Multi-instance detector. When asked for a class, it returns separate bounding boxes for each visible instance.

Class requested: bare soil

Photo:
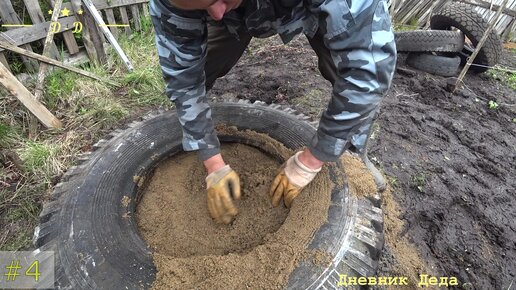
[210,36,516,289]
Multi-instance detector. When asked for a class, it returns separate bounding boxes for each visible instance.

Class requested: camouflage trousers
[203,25,339,91]
[150,0,397,161]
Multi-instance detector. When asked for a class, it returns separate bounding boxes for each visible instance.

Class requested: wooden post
[130,4,141,31]
[0,1,39,72]
[0,54,9,71]
[22,0,61,60]
[457,0,516,18]
[62,31,81,55]
[424,0,441,28]
[390,0,397,17]
[119,6,132,36]
[104,8,120,38]
[453,0,509,92]
[501,17,516,41]
[33,0,64,102]
[82,0,134,71]
[141,3,150,18]
[70,0,106,65]
[0,61,62,128]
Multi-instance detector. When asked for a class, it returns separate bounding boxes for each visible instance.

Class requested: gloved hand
[206,165,241,224]
[269,152,322,208]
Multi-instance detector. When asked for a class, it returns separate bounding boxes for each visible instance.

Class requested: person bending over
[150,0,396,224]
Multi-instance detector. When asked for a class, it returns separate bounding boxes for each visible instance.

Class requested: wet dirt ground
[210,36,516,289]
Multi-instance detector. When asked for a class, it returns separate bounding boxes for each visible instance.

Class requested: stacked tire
[395,2,503,75]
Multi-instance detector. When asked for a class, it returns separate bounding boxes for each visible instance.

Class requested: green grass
[394,18,420,32]
[18,141,60,181]
[140,15,153,32]
[80,97,129,128]
[485,69,516,90]
[387,175,399,187]
[0,123,12,145]
[0,12,173,251]
[19,142,53,171]
[0,122,22,148]
[44,69,76,110]
[412,172,427,193]
[115,27,169,107]
[0,184,44,251]
[508,73,516,90]
[123,67,166,106]
[292,89,326,115]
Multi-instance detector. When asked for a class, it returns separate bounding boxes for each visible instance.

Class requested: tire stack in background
[395,2,503,76]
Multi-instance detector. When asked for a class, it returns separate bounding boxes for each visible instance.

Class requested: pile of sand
[136,131,333,290]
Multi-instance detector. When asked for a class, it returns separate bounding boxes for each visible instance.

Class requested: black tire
[34,101,384,290]
[430,2,503,73]
[406,53,461,77]
[395,30,464,52]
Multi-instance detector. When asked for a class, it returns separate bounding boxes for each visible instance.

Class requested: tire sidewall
[37,103,382,290]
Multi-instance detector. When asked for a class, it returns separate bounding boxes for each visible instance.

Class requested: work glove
[269,152,321,208]
[206,165,241,224]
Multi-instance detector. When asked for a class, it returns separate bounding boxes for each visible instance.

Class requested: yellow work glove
[269,152,321,208]
[206,165,241,224]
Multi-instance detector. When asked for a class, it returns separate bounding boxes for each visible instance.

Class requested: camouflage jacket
[150,0,397,162]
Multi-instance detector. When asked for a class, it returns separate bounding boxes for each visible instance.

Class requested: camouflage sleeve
[308,0,397,162]
[150,0,220,161]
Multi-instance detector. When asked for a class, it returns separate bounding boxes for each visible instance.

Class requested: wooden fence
[0,0,149,73]
[389,0,516,41]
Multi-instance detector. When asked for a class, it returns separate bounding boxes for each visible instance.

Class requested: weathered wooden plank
[404,0,428,23]
[0,42,120,86]
[62,31,80,54]
[501,17,516,39]
[71,0,107,65]
[393,0,405,16]
[23,0,61,59]
[83,0,134,71]
[23,0,47,23]
[119,6,132,35]
[390,0,397,16]
[400,0,430,24]
[0,17,77,53]
[104,8,119,38]
[141,3,150,17]
[0,1,39,72]
[459,0,516,17]
[395,0,418,22]
[50,0,81,56]
[130,4,142,31]
[92,0,148,10]
[0,54,10,72]
[52,0,149,11]
[0,61,62,128]
[49,2,75,15]
[34,0,63,102]
[416,0,441,27]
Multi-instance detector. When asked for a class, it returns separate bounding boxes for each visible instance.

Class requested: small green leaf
[488,100,499,110]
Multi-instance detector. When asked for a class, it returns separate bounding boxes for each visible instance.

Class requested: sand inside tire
[136,129,334,290]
